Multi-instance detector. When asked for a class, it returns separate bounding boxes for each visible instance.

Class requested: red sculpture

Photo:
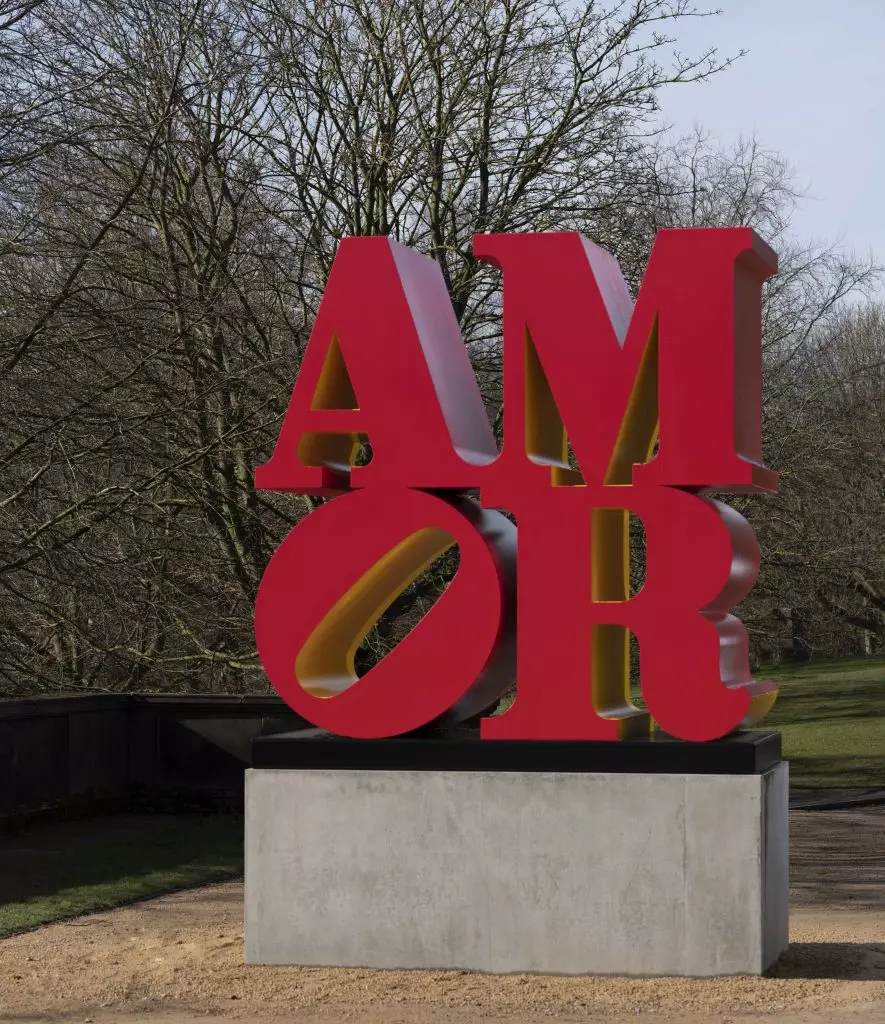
[254,229,779,742]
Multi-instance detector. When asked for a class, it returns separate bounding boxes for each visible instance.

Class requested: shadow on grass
[771,941,885,980]
[0,813,243,937]
[767,680,885,727]
[787,755,885,789]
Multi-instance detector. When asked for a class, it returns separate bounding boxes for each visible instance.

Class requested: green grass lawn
[0,813,243,938]
[761,657,885,789]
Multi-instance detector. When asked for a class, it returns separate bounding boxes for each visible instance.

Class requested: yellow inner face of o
[296,528,454,697]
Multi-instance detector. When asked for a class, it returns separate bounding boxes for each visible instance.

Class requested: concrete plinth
[245,763,788,976]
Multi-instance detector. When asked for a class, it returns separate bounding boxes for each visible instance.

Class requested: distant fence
[0,694,306,829]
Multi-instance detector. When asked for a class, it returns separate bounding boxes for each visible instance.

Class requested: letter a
[256,237,497,494]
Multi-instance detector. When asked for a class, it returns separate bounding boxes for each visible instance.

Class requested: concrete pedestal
[245,762,788,976]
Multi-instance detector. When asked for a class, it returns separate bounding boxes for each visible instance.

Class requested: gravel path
[1,808,883,1024]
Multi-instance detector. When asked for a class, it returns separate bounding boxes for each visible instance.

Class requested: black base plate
[251,728,782,775]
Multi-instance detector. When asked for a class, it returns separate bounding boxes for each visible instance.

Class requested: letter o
[254,488,516,737]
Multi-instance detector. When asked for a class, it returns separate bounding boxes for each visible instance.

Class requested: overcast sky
[656,1,884,262]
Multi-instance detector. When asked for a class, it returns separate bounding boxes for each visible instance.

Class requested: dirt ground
[1,807,884,1024]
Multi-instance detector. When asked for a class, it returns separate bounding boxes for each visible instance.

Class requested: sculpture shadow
[770,941,885,980]
[768,679,885,726]
[788,755,885,789]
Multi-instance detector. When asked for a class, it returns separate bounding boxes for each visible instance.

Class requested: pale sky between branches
[658,0,885,262]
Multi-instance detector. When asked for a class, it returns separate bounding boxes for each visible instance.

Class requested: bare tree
[1,0,881,695]
[609,131,882,665]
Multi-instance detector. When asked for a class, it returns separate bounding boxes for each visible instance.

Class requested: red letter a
[256,237,496,494]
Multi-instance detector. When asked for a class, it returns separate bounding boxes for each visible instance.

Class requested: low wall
[0,694,305,828]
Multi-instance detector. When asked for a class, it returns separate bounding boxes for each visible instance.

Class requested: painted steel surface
[254,229,779,742]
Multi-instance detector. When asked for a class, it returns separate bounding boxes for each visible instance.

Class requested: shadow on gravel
[772,940,885,980]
